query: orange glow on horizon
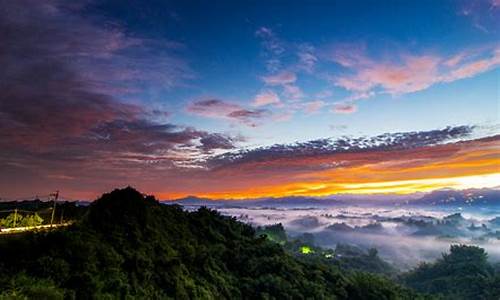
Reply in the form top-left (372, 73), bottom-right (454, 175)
top-left (158, 173), bottom-right (500, 200)
top-left (157, 137), bottom-right (500, 200)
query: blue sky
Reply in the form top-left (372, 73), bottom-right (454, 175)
top-left (83, 0), bottom-right (499, 147)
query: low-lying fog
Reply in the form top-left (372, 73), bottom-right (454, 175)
top-left (187, 204), bottom-right (500, 270)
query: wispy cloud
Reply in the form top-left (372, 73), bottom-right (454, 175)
top-left (253, 90), bottom-right (282, 107)
top-left (283, 84), bottom-right (304, 100)
top-left (305, 100), bottom-right (326, 113)
top-left (0, 0), bottom-right (242, 197)
top-left (333, 102), bottom-right (357, 114)
top-left (255, 26), bottom-right (285, 72)
top-left (262, 71), bottom-right (297, 85)
top-left (255, 27), bottom-right (311, 107)
top-left (441, 48), bottom-right (500, 82)
top-left (187, 99), bottom-right (269, 126)
top-left (330, 45), bottom-right (500, 100)
top-left (198, 133), bottom-right (240, 152)
top-left (209, 126), bottom-right (477, 169)
top-left (297, 44), bottom-right (318, 73)
top-left (457, 0), bottom-right (500, 32)
top-left (189, 126), bottom-right (499, 199)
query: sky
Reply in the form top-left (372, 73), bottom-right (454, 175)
top-left (0, 0), bottom-right (498, 200)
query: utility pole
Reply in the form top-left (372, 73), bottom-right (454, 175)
top-left (50, 191), bottom-right (59, 227)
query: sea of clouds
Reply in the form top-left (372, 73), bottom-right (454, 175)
top-left (196, 204), bottom-right (500, 269)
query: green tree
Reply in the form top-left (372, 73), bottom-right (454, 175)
top-left (403, 245), bottom-right (497, 299)
top-left (20, 213), bottom-right (44, 227)
top-left (0, 213), bottom-right (23, 228)
top-left (0, 273), bottom-right (64, 300)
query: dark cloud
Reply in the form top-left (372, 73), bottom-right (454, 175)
top-left (0, 0), bottom-right (237, 179)
top-left (89, 120), bottom-right (226, 154)
top-left (186, 99), bottom-right (269, 127)
top-left (208, 126), bottom-right (476, 169)
top-left (333, 103), bottom-right (357, 114)
top-left (199, 133), bottom-right (238, 152)
top-left (227, 109), bottom-right (265, 118)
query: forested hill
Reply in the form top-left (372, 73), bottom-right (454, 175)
top-left (0, 187), bottom-right (427, 299)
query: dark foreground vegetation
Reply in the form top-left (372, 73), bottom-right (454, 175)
top-left (256, 224), bottom-right (395, 276)
top-left (0, 187), bottom-right (498, 299)
top-left (256, 224), bottom-right (500, 300)
top-left (0, 200), bottom-right (87, 228)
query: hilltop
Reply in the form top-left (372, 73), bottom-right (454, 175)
top-left (0, 187), bottom-right (431, 299)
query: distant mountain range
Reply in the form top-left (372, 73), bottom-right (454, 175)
top-left (408, 188), bottom-right (500, 206)
top-left (165, 188), bottom-right (500, 207)
top-left (165, 196), bottom-right (345, 208)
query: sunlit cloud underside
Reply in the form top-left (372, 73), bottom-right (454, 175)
top-left (161, 135), bottom-right (499, 199)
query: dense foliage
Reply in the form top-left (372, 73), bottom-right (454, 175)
top-left (0, 187), bottom-right (428, 299)
top-left (258, 224), bottom-right (395, 276)
top-left (403, 244), bottom-right (500, 299)
top-left (0, 212), bottom-right (43, 228)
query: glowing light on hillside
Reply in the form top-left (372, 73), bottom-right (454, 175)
top-left (300, 246), bottom-right (313, 254)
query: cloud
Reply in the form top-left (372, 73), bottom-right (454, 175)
top-left (2, 0), bottom-right (192, 96)
top-left (262, 71), bottom-right (297, 85)
top-left (186, 125), bottom-right (500, 199)
top-left (444, 52), bottom-right (467, 67)
top-left (255, 29), bottom-right (315, 108)
top-left (255, 27), bottom-right (285, 55)
top-left (253, 90), bottom-right (281, 107)
top-left (0, 0), bottom-right (194, 151)
top-left (255, 26), bottom-right (285, 72)
top-left (441, 48), bottom-right (500, 82)
top-left (305, 100), bottom-right (326, 113)
top-left (209, 126), bottom-right (477, 169)
top-left (328, 43), bottom-right (371, 68)
top-left (0, 0), bottom-right (241, 198)
top-left (457, 0), bottom-right (500, 32)
top-left (330, 45), bottom-right (500, 99)
top-left (333, 103), bottom-right (357, 114)
top-left (89, 120), bottom-right (239, 157)
top-left (316, 90), bottom-right (334, 99)
top-left (217, 205), bottom-right (500, 269)
top-left (186, 99), bottom-right (269, 126)
top-left (199, 133), bottom-right (239, 152)
top-left (297, 44), bottom-right (318, 73)
top-left (332, 55), bottom-right (440, 95)
top-left (283, 84), bottom-right (304, 100)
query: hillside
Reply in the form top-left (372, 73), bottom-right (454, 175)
top-left (0, 187), bottom-right (427, 299)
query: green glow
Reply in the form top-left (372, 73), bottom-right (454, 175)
top-left (300, 246), bottom-right (313, 254)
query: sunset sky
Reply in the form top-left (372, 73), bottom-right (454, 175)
top-left (0, 0), bottom-right (498, 200)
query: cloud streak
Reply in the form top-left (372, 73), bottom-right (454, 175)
top-left (262, 71), bottom-right (297, 85)
top-left (169, 125), bottom-right (500, 199)
top-left (255, 26), bottom-right (285, 72)
top-left (330, 45), bottom-right (500, 99)
top-left (333, 103), bottom-right (357, 114)
top-left (253, 90), bottom-right (282, 107)
top-left (208, 126), bottom-right (477, 168)
top-left (186, 99), bottom-right (270, 126)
